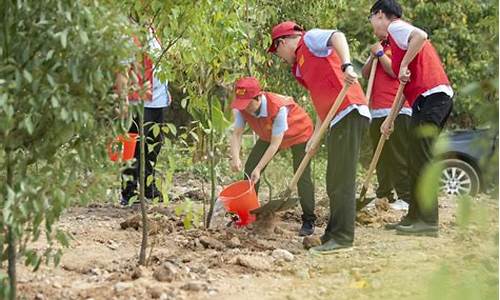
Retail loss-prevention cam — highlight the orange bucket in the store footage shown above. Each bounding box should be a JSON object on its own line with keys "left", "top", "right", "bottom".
{"left": 107, "top": 133, "right": 138, "bottom": 162}
{"left": 219, "top": 180, "right": 260, "bottom": 226}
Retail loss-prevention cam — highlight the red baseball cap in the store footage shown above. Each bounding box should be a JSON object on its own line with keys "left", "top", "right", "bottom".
{"left": 268, "top": 21, "right": 304, "bottom": 53}
{"left": 231, "top": 77, "right": 262, "bottom": 110}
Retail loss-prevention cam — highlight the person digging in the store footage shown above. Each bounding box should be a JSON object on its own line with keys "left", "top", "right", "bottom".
{"left": 360, "top": 39, "right": 412, "bottom": 211}
{"left": 268, "top": 21, "right": 370, "bottom": 254}
{"left": 369, "top": 0, "right": 453, "bottom": 236}
{"left": 229, "top": 76, "right": 317, "bottom": 236}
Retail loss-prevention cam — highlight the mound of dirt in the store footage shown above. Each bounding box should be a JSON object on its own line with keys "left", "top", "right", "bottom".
{"left": 120, "top": 214, "right": 175, "bottom": 235}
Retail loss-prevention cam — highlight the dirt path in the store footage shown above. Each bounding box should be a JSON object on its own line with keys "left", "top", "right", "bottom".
{"left": 15, "top": 195, "right": 498, "bottom": 300}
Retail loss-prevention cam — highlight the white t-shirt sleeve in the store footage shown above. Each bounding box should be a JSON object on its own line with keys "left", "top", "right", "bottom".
{"left": 233, "top": 109, "right": 246, "bottom": 129}
{"left": 388, "top": 21, "right": 419, "bottom": 50}
{"left": 303, "top": 29, "right": 338, "bottom": 57}
{"left": 271, "top": 107, "right": 289, "bottom": 135}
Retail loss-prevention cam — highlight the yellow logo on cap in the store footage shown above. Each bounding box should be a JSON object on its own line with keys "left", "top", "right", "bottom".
{"left": 236, "top": 88, "right": 246, "bottom": 96}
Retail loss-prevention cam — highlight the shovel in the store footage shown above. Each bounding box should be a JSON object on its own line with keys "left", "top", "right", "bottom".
{"left": 365, "top": 57, "right": 378, "bottom": 106}
{"left": 357, "top": 82, "right": 406, "bottom": 211}
{"left": 251, "top": 83, "right": 352, "bottom": 217}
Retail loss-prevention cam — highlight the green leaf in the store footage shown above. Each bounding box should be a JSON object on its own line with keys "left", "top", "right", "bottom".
{"left": 417, "top": 161, "right": 444, "bottom": 213}
{"left": 46, "top": 50, "right": 54, "bottom": 60}
{"left": 152, "top": 124, "right": 160, "bottom": 138}
{"left": 79, "top": 30, "right": 89, "bottom": 44}
{"left": 50, "top": 96, "right": 59, "bottom": 108}
{"left": 181, "top": 98, "right": 188, "bottom": 108}
{"left": 146, "top": 175, "right": 154, "bottom": 187}
{"left": 54, "top": 249, "right": 63, "bottom": 266}
{"left": 189, "top": 131, "right": 199, "bottom": 142}
{"left": 61, "top": 108, "right": 69, "bottom": 120}
{"left": 166, "top": 123, "right": 177, "bottom": 136}
{"left": 56, "top": 230, "right": 70, "bottom": 248}
{"left": 61, "top": 29, "right": 69, "bottom": 49}
{"left": 25, "top": 116, "right": 34, "bottom": 134}
{"left": 23, "top": 70, "right": 33, "bottom": 83}
{"left": 161, "top": 126, "right": 169, "bottom": 135}
{"left": 47, "top": 74, "right": 56, "bottom": 87}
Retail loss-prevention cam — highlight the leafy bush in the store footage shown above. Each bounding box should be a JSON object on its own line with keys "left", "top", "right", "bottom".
{"left": 0, "top": 1, "right": 130, "bottom": 298}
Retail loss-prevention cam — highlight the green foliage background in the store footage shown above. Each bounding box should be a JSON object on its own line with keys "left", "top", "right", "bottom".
{"left": 144, "top": 0, "right": 498, "bottom": 129}
{"left": 0, "top": 0, "right": 497, "bottom": 299}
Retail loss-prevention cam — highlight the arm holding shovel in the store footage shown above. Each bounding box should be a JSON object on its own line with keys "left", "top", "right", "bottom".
{"left": 380, "top": 28, "right": 427, "bottom": 138}
{"left": 303, "top": 32, "right": 357, "bottom": 154}
{"left": 362, "top": 42, "right": 397, "bottom": 78}
{"left": 380, "top": 68, "right": 410, "bottom": 138}
{"left": 328, "top": 32, "right": 358, "bottom": 85}
{"left": 305, "top": 118, "right": 321, "bottom": 154}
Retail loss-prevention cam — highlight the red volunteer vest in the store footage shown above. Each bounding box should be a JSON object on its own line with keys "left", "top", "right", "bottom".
{"left": 127, "top": 36, "right": 154, "bottom": 102}
{"left": 292, "top": 37, "right": 367, "bottom": 122}
{"left": 388, "top": 21, "right": 450, "bottom": 106}
{"left": 240, "top": 92, "right": 313, "bottom": 150}
{"left": 370, "top": 43, "right": 410, "bottom": 110}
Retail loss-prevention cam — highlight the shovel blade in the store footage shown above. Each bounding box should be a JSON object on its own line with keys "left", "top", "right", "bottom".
{"left": 251, "top": 189, "right": 294, "bottom": 216}
{"left": 356, "top": 187, "right": 372, "bottom": 211}
{"left": 250, "top": 199, "right": 283, "bottom": 215}
{"left": 276, "top": 196, "right": 299, "bottom": 212}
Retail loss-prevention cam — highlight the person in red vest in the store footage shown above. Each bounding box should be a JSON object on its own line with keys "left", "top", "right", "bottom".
{"left": 369, "top": 0, "right": 453, "bottom": 236}
{"left": 268, "top": 21, "right": 370, "bottom": 253}
{"left": 115, "top": 14, "right": 172, "bottom": 206}
{"left": 361, "top": 39, "right": 411, "bottom": 210}
{"left": 229, "top": 77, "right": 316, "bottom": 236}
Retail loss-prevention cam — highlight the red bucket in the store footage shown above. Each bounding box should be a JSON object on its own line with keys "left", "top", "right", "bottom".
{"left": 219, "top": 180, "right": 260, "bottom": 226}
{"left": 107, "top": 133, "right": 138, "bottom": 162}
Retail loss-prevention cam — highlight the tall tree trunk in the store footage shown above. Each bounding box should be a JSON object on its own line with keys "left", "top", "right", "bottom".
{"left": 6, "top": 149, "right": 16, "bottom": 300}
{"left": 138, "top": 101, "right": 148, "bottom": 265}
{"left": 7, "top": 226, "right": 15, "bottom": 300}
{"left": 206, "top": 98, "right": 216, "bottom": 228}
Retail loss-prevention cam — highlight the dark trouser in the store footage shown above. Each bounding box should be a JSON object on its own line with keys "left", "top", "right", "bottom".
{"left": 122, "top": 107, "right": 168, "bottom": 201}
{"left": 407, "top": 93, "right": 453, "bottom": 225}
{"left": 243, "top": 139, "right": 316, "bottom": 222}
{"left": 324, "top": 112, "right": 369, "bottom": 245}
{"left": 369, "top": 114, "right": 411, "bottom": 201}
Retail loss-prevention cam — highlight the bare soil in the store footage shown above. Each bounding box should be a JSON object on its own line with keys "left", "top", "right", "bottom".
{"left": 15, "top": 191, "right": 499, "bottom": 300}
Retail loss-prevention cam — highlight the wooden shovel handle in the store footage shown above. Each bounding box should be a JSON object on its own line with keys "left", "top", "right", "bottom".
{"left": 288, "top": 84, "right": 351, "bottom": 189}
{"left": 361, "top": 82, "right": 406, "bottom": 191}
{"left": 366, "top": 58, "right": 378, "bottom": 106}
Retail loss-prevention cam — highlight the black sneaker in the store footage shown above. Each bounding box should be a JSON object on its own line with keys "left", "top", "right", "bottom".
{"left": 299, "top": 220, "right": 315, "bottom": 236}
{"left": 385, "top": 215, "right": 414, "bottom": 230}
{"left": 120, "top": 195, "right": 130, "bottom": 206}
{"left": 120, "top": 189, "right": 136, "bottom": 206}
{"left": 309, "top": 239, "right": 353, "bottom": 255}
{"left": 396, "top": 220, "right": 438, "bottom": 237}
{"left": 120, "top": 195, "right": 140, "bottom": 206}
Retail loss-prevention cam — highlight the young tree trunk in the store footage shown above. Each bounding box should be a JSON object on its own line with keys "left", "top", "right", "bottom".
{"left": 138, "top": 102, "right": 148, "bottom": 265}
{"left": 206, "top": 98, "right": 216, "bottom": 228}
{"left": 7, "top": 226, "right": 16, "bottom": 300}
{"left": 6, "top": 149, "right": 16, "bottom": 300}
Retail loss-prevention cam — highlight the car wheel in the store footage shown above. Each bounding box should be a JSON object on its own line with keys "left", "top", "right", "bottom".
{"left": 440, "top": 158, "right": 480, "bottom": 196}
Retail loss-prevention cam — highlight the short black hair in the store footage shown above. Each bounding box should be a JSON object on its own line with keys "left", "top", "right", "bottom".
{"left": 370, "top": 0, "right": 403, "bottom": 18}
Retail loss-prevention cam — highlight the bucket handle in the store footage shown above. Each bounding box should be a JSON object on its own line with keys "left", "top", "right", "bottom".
{"left": 219, "top": 174, "right": 255, "bottom": 201}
